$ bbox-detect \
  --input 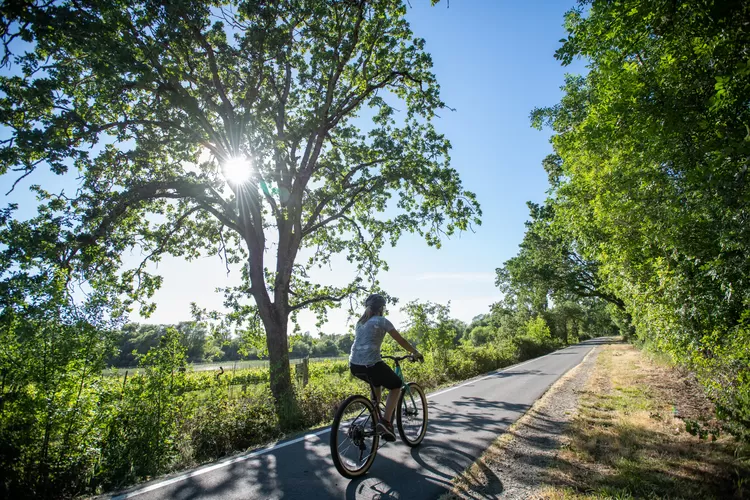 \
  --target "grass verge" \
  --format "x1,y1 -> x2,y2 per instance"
540,344 -> 748,499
